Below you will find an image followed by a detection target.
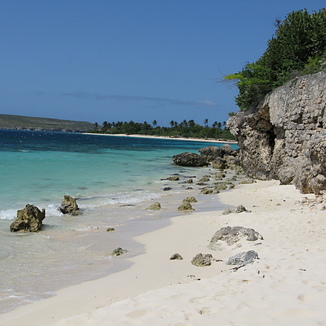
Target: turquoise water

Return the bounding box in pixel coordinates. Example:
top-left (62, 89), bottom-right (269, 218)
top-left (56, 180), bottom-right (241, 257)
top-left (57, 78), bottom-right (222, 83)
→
top-left (0, 130), bottom-right (236, 219)
top-left (0, 129), bottom-right (237, 313)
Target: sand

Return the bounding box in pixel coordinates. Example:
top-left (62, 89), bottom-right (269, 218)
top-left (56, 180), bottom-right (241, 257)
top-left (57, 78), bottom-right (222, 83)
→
top-left (83, 133), bottom-right (238, 144)
top-left (1, 180), bottom-right (326, 326)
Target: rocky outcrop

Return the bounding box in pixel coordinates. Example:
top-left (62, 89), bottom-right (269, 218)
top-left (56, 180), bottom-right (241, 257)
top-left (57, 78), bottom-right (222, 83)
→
top-left (59, 195), bottom-right (80, 215)
top-left (227, 71), bottom-right (326, 194)
top-left (172, 152), bottom-right (208, 167)
top-left (10, 204), bottom-right (46, 232)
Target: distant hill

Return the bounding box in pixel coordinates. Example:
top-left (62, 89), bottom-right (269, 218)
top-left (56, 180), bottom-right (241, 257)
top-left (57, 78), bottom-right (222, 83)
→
top-left (0, 114), bottom-right (95, 132)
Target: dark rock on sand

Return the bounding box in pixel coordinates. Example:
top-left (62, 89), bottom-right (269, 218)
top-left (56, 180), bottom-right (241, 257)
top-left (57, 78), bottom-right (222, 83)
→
top-left (59, 195), bottom-right (80, 215)
top-left (170, 253), bottom-right (183, 260)
top-left (191, 253), bottom-right (213, 267)
top-left (10, 204), bottom-right (46, 232)
top-left (172, 152), bottom-right (208, 167)
top-left (183, 196), bottom-right (197, 203)
top-left (208, 226), bottom-right (263, 249)
top-left (147, 202), bottom-right (161, 210)
top-left (178, 201), bottom-right (194, 212)
top-left (163, 187), bottom-right (172, 191)
top-left (106, 228), bottom-right (115, 232)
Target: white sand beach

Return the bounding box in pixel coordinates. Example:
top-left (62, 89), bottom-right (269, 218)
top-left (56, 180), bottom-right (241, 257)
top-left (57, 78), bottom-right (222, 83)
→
top-left (83, 133), bottom-right (238, 145)
top-left (1, 180), bottom-right (325, 326)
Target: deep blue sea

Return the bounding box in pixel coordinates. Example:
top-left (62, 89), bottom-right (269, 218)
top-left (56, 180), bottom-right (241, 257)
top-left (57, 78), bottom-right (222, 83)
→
top-left (0, 129), bottom-right (237, 313)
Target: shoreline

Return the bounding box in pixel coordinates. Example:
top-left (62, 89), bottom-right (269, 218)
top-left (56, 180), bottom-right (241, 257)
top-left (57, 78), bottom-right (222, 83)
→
top-left (83, 132), bottom-right (238, 145)
top-left (1, 178), bottom-right (325, 325)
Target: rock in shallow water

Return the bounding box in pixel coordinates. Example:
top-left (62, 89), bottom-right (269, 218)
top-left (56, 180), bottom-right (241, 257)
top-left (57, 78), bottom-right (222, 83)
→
top-left (10, 204), bottom-right (46, 232)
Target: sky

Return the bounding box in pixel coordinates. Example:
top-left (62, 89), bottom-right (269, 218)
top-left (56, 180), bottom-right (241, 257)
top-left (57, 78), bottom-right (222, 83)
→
top-left (1, 1), bottom-right (325, 126)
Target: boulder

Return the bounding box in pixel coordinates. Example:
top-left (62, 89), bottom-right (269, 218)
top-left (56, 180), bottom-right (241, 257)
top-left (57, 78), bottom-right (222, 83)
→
top-left (191, 253), bottom-right (213, 267)
top-left (227, 250), bottom-right (259, 266)
top-left (178, 201), bottom-right (194, 212)
top-left (183, 196), bottom-right (197, 203)
top-left (208, 226), bottom-right (263, 249)
top-left (10, 204), bottom-right (46, 232)
top-left (211, 158), bottom-right (227, 170)
top-left (59, 195), bottom-right (80, 215)
top-left (199, 146), bottom-right (223, 161)
top-left (172, 152), bottom-right (208, 167)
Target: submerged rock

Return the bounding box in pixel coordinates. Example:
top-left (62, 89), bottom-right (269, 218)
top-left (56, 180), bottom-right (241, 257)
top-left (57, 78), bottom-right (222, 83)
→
top-left (147, 202), bottom-right (161, 210)
top-left (110, 247), bottom-right (127, 256)
top-left (10, 204), bottom-right (46, 232)
top-left (59, 195), bottom-right (80, 215)
top-left (208, 226), bottom-right (263, 249)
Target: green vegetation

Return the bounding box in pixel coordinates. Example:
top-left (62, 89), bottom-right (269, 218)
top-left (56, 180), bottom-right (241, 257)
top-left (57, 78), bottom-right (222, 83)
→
top-left (0, 114), bottom-right (95, 132)
top-left (225, 8), bottom-right (326, 110)
top-left (90, 119), bottom-right (235, 140)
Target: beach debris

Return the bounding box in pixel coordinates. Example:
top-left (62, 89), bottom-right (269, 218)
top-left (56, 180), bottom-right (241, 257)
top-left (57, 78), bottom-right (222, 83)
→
top-left (106, 228), bottom-right (115, 232)
top-left (170, 253), bottom-right (183, 260)
top-left (10, 204), bottom-right (46, 232)
top-left (222, 205), bottom-right (249, 215)
top-left (59, 195), bottom-right (80, 215)
top-left (183, 196), bottom-right (197, 203)
top-left (208, 226), bottom-right (263, 250)
top-left (178, 201), bottom-right (194, 212)
top-left (147, 202), bottom-right (161, 210)
top-left (191, 253), bottom-right (213, 267)
top-left (172, 152), bottom-right (208, 167)
top-left (110, 247), bottom-right (127, 256)
top-left (227, 250), bottom-right (259, 270)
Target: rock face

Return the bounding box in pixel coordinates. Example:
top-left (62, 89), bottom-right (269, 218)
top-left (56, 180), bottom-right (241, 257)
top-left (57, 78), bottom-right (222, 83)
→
top-left (227, 71), bottom-right (326, 194)
top-left (59, 195), bottom-right (80, 215)
top-left (172, 152), bottom-right (208, 167)
top-left (10, 204), bottom-right (46, 232)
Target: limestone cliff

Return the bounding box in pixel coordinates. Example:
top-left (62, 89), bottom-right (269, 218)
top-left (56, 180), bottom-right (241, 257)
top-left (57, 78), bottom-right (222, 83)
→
top-left (227, 71), bottom-right (326, 194)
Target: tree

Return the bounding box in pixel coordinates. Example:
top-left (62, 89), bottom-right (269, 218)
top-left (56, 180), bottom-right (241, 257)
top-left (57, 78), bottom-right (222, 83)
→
top-left (152, 120), bottom-right (157, 127)
top-left (225, 8), bottom-right (326, 110)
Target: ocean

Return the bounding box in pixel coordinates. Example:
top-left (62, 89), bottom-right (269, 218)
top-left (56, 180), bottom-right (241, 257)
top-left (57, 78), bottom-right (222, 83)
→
top-left (0, 129), bottom-right (237, 313)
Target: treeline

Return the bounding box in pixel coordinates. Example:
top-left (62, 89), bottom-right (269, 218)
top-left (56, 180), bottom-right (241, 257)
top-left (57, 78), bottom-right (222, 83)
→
top-left (90, 119), bottom-right (235, 140)
top-left (225, 8), bottom-right (326, 110)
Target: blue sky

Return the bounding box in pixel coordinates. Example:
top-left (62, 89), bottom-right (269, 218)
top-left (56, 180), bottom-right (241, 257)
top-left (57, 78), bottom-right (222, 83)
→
top-left (1, 1), bottom-right (325, 126)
